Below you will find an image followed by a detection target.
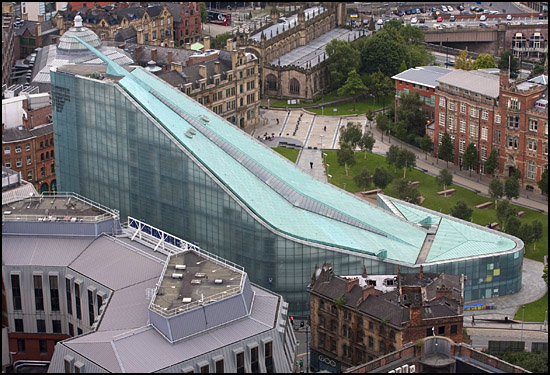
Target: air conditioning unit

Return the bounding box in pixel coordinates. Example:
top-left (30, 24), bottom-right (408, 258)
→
top-left (182, 297), bottom-right (192, 303)
top-left (171, 273), bottom-right (183, 279)
top-left (214, 279), bottom-right (223, 284)
top-left (175, 264), bottom-right (186, 270)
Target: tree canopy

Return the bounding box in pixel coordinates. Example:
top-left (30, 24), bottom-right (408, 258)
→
top-left (436, 169), bottom-right (453, 190)
top-left (354, 168), bottom-right (372, 190)
top-left (337, 142), bottom-right (356, 169)
top-left (450, 201), bottom-right (473, 221)
top-left (472, 53), bottom-right (497, 70)
top-left (395, 91), bottom-right (426, 144)
top-left (386, 145), bottom-right (400, 168)
top-left (376, 112), bottom-right (390, 142)
top-left (484, 149), bottom-right (499, 177)
top-left (339, 122), bottom-right (362, 149)
top-left (504, 176), bottom-right (520, 200)
top-left (438, 133), bottom-right (454, 167)
top-left (496, 200), bottom-right (516, 231)
top-left (394, 179), bottom-right (421, 204)
top-left (419, 135), bottom-right (433, 159)
top-left (373, 167), bottom-right (393, 189)
top-left (326, 39), bottom-right (361, 91)
top-left (498, 51), bottom-right (520, 79)
top-left (359, 131), bottom-right (375, 158)
top-left (200, 2), bottom-right (207, 23)
top-left (396, 149), bottom-right (416, 179)
top-left (463, 143), bottom-right (478, 176)
top-left (538, 169), bottom-right (548, 195)
top-left (338, 69), bottom-right (368, 110)
top-left (454, 50), bottom-right (474, 71)
top-left (489, 178), bottom-right (504, 208)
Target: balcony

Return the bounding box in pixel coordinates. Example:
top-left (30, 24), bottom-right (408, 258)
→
top-left (512, 46), bottom-right (547, 53)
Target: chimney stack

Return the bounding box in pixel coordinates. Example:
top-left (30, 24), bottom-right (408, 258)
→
top-left (226, 38), bottom-right (234, 51)
top-left (167, 51), bottom-right (173, 65)
top-left (499, 70), bottom-right (510, 89)
top-left (345, 278), bottom-right (359, 293)
top-left (214, 61), bottom-right (220, 75)
top-left (362, 265), bottom-right (367, 279)
top-left (419, 265), bottom-right (423, 281)
top-left (204, 35), bottom-right (211, 50)
top-left (151, 48), bottom-right (157, 62)
top-left (199, 65), bottom-right (207, 79)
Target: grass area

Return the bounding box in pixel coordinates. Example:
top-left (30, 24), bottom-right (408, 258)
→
top-left (270, 91), bottom-right (342, 108)
top-left (307, 95), bottom-right (394, 116)
top-left (272, 147), bottom-right (300, 163)
top-left (513, 293), bottom-right (548, 322)
top-left (324, 150), bottom-right (548, 262)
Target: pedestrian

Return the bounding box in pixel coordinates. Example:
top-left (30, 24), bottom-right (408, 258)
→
top-left (276, 118), bottom-right (279, 125)
top-left (310, 162), bottom-right (313, 169)
top-left (323, 125), bottom-right (326, 131)
top-left (472, 314), bottom-right (475, 326)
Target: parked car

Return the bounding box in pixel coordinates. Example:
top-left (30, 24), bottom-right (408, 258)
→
top-left (419, 17), bottom-right (425, 23)
top-left (480, 15), bottom-right (487, 21)
top-left (457, 5), bottom-right (464, 11)
top-left (483, 9), bottom-right (490, 14)
top-left (479, 22), bottom-right (490, 27)
top-left (419, 25), bottom-right (429, 29)
top-left (450, 15), bottom-right (456, 21)
top-left (506, 14), bottom-right (512, 20)
top-left (447, 5), bottom-right (454, 12)
top-left (433, 24), bottom-right (442, 29)
top-left (475, 7), bottom-right (484, 13)
top-left (456, 24), bottom-right (466, 28)
top-left (377, 18), bottom-right (384, 25)
top-left (470, 6), bottom-right (477, 11)
top-left (441, 5), bottom-right (448, 12)
top-left (411, 17), bottom-right (418, 24)
top-left (539, 13), bottom-right (544, 19)
top-left (437, 16), bottom-right (443, 22)
top-left (490, 10), bottom-right (499, 15)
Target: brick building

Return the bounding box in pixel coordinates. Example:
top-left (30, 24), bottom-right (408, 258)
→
top-left (165, 2), bottom-right (202, 47)
top-left (498, 72), bottom-right (548, 191)
top-left (308, 263), bottom-right (464, 373)
top-left (2, 94), bottom-right (56, 193)
top-left (2, 13), bottom-right (16, 87)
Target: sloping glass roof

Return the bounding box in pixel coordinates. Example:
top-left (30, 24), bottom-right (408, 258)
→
top-left (393, 201), bottom-right (441, 226)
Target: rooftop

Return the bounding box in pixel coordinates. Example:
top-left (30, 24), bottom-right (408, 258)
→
top-left (436, 69), bottom-right (500, 98)
top-left (392, 66), bottom-right (452, 89)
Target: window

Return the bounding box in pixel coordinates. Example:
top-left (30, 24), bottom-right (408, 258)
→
top-left (368, 336), bottom-right (374, 348)
top-left (508, 116), bottom-right (520, 128)
top-left (34, 274), bottom-right (44, 311)
top-left (357, 330), bottom-right (364, 344)
top-left (448, 116), bottom-right (455, 132)
top-left (544, 143), bottom-right (548, 156)
top-left (68, 323), bottom-right (74, 337)
top-left (39, 340), bottom-right (48, 354)
top-left (460, 119), bottom-right (466, 134)
top-left (265, 341), bottom-right (273, 373)
top-left (482, 110), bottom-right (488, 121)
top-left (17, 339), bottom-right (26, 353)
top-left (439, 112), bottom-right (445, 127)
top-left (469, 123), bottom-right (478, 138)
top-left (527, 160), bottom-right (537, 180)
top-left (459, 139), bottom-right (466, 154)
top-left (495, 113), bottom-right (501, 124)
top-left (236, 351), bottom-right (245, 373)
top-left (88, 290), bottom-right (95, 326)
top-left (16, 158), bottom-right (22, 167)
top-left (460, 102), bottom-right (467, 114)
top-left (251, 346), bottom-right (259, 373)
top-left (5, 159), bottom-right (10, 168)
top-left (448, 101), bottom-right (456, 111)
top-left (528, 138), bottom-right (537, 152)
top-left (11, 274), bottom-right (22, 310)
top-left (50, 275), bottom-right (60, 311)
top-left (481, 126), bottom-right (488, 141)
top-left (369, 321), bottom-right (374, 330)
top-left (439, 97), bottom-right (446, 107)
top-left (481, 145), bottom-right (487, 160)
top-left (319, 315), bottom-right (325, 327)
top-left (51, 163), bottom-right (55, 174)
top-left (379, 340), bottom-right (385, 354)
top-left (438, 326), bottom-right (445, 335)
top-left (215, 358), bottom-right (225, 373)
top-left (15, 319), bottom-right (24, 332)
top-left (199, 363), bottom-right (209, 373)
top-left (64, 359), bottom-right (71, 373)
top-left (470, 107), bottom-right (478, 118)
top-left (77, 328), bottom-right (83, 335)
top-left (75, 283), bottom-right (82, 320)
top-left (26, 155), bottom-right (32, 165)
top-left (390, 330), bottom-right (396, 341)
top-left (53, 320), bottom-right (62, 333)
top-left (451, 325), bottom-right (458, 334)
top-left (494, 129), bottom-right (501, 144)
top-left (319, 332), bottom-right (326, 348)
top-left (509, 98), bottom-right (520, 110)
top-left (289, 78), bottom-right (300, 94)
top-left (37, 319), bottom-right (46, 333)
top-left (529, 119), bottom-right (538, 132)
top-left (330, 338), bottom-right (337, 353)
top-left (97, 294), bottom-right (103, 316)
top-left (15, 145), bottom-right (22, 153)
top-left (66, 278), bottom-right (72, 315)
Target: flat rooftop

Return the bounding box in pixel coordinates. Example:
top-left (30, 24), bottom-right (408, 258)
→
top-left (2, 193), bottom-right (117, 222)
top-left (56, 63), bottom-right (135, 82)
top-left (153, 251), bottom-right (242, 313)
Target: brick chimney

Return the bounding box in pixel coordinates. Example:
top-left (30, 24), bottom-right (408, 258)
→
top-left (409, 305), bottom-right (422, 325)
top-left (2, 123), bottom-right (5, 136)
top-left (134, 46), bottom-right (143, 61)
top-left (38, 14), bottom-right (45, 23)
top-left (435, 286), bottom-right (453, 301)
top-left (203, 35), bottom-right (210, 50)
top-left (357, 284), bottom-right (379, 306)
top-left (151, 48), bottom-right (158, 63)
top-left (345, 278), bottom-right (359, 293)
top-left (198, 65), bottom-right (207, 79)
top-left (419, 265), bottom-right (423, 281)
top-left (499, 70), bottom-right (510, 89)
top-left (214, 61), bottom-right (220, 75)
top-left (226, 38), bottom-right (234, 51)
top-left (167, 51), bottom-right (173, 65)
top-left (362, 265), bottom-right (367, 278)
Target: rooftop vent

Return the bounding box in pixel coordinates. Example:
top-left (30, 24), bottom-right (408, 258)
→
top-left (214, 279), bottom-right (223, 284)
top-left (191, 279), bottom-right (201, 285)
top-left (194, 272), bottom-right (206, 278)
top-left (182, 297), bottom-right (192, 303)
top-left (171, 273), bottom-right (183, 279)
top-left (175, 264), bottom-right (187, 270)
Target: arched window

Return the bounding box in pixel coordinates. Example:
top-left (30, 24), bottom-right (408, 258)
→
top-left (526, 160), bottom-right (537, 180)
top-left (266, 74), bottom-right (277, 91)
top-left (289, 78), bottom-right (300, 94)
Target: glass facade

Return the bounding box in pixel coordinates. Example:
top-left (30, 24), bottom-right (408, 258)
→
top-left (52, 69), bottom-right (523, 316)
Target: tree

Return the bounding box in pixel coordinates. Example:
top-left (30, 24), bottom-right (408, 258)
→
top-left (396, 149), bottom-right (416, 179)
top-left (386, 145), bottom-right (400, 168)
top-left (450, 201), bottom-right (473, 221)
top-left (419, 135), bottom-right (433, 160)
top-left (472, 53), bottom-right (497, 70)
top-left (484, 350), bottom-right (548, 374)
top-left (326, 40), bottom-right (361, 91)
top-left (436, 169), bottom-right (453, 192)
top-left (376, 112), bottom-right (389, 142)
top-left (395, 179), bottom-right (421, 204)
top-left (337, 142), bottom-right (356, 175)
top-left (395, 91), bottom-right (426, 142)
top-left (498, 51), bottom-right (520, 79)
top-left (505, 216), bottom-right (522, 237)
top-left (339, 122), bottom-right (362, 149)
top-left (538, 169), bottom-right (548, 195)
top-left (463, 143), bottom-right (478, 177)
top-left (354, 168), bottom-right (372, 190)
top-left (530, 220), bottom-right (543, 251)
top-left (371, 70), bottom-right (394, 111)
top-left (211, 32), bottom-right (231, 49)
top-left (359, 131), bottom-right (375, 159)
top-left (200, 2), bottom-right (208, 24)
top-left (366, 108), bottom-right (375, 124)
top-left (543, 263), bottom-right (548, 288)
top-left (438, 133), bottom-right (454, 167)
top-left (504, 176), bottom-right (520, 200)
top-left (361, 30), bottom-right (408, 77)
top-left (496, 200), bottom-right (517, 231)
top-left (338, 69), bottom-right (368, 111)
top-left (399, 59), bottom-right (407, 73)
top-left (489, 178), bottom-right (504, 209)
top-left (373, 167), bottom-right (393, 189)
top-left (454, 50), bottom-right (474, 71)
top-left (484, 149), bottom-right (499, 177)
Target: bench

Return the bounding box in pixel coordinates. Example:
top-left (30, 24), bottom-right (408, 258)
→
top-left (418, 196), bottom-right (425, 204)
top-left (409, 181), bottom-right (420, 187)
top-left (517, 211), bottom-right (525, 217)
top-left (475, 201), bottom-right (492, 209)
top-left (437, 188), bottom-right (456, 197)
top-left (361, 189), bottom-right (381, 196)
top-left (488, 222), bottom-right (500, 230)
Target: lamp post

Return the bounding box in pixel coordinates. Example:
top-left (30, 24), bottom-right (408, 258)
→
top-left (306, 323), bottom-right (309, 374)
top-left (520, 305), bottom-right (525, 344)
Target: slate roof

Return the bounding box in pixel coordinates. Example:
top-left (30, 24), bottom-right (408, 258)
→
top-left (114, 26), bottom-right (137, 43)
top-left (392, 66), bottom-right (452, 89)
top-left (2, 125), bottom-right (33, 142)
top-left (163, 2), bottom-right (182, 23)
top-left (436, 69), bottom-right (500, 98)
top-left (103, 41), bottom-right (196, 66)
top-left (173, 51), bottom-right (233, 83)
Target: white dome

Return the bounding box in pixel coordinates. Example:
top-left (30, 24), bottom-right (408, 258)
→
top-left (57, 16), bottom-right (102, 51)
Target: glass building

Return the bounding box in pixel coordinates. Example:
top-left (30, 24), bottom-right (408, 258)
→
top-left (51, 37), bottom-right (524, 316)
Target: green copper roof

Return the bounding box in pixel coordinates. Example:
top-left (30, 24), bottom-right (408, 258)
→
top-left (392, 201), bottom-right (441, 226)
top-left (67, 40), bottom-right (522, 266)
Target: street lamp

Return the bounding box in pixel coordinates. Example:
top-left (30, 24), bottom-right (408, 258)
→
top-left (520, 305), bottom-right (525, 344)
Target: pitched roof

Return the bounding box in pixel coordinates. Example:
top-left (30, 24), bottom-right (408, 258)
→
top-left (392, 66), bottom-right (452, 88)
top-left (436, 69), bottom-right (500, 98)
top-left (163, 2), bottom-right (182, 23)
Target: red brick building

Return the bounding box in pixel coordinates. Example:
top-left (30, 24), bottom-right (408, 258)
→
top-left (2, 96), bottom-right (56, 193)
top-left (308, 263), bottom-right (464, 373)
top-left (166, 2), bottom-right (202, 47)
top-left (498, 73), bottom-right (548, 192)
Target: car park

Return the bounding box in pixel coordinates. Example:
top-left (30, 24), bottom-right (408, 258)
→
top-left (506, 14), bottom-right (512, 20)
top-left (480, 15), bottom-right (487, 21)
top-left (450, 15), bottom-right (456, 21)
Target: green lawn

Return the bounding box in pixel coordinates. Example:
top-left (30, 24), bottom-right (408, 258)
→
top-left (272, 147), bottom-right (300, 163)
top-left (307, 95), bottom-right (394, 116)
top-left (324, 151), bottom-right (548, 262)
top-left (513, 293), bottom-right (548, 322)
top-left (269, 91), bottom-right (342, 108)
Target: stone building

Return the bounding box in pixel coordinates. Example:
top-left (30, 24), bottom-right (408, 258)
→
top-left (236, 3), bottom-right (358, 102)
top-left (54, 3), bottom-right (174, 46)
top-left (308, 264), bottom-right (464, 373)
top-left (498, 72), bottom-right (548, 191)
top-left (159, 38), bottom-right (260, 129)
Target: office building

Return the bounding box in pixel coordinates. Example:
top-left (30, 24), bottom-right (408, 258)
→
top-left (52, 37), bottom-right (524, 316)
